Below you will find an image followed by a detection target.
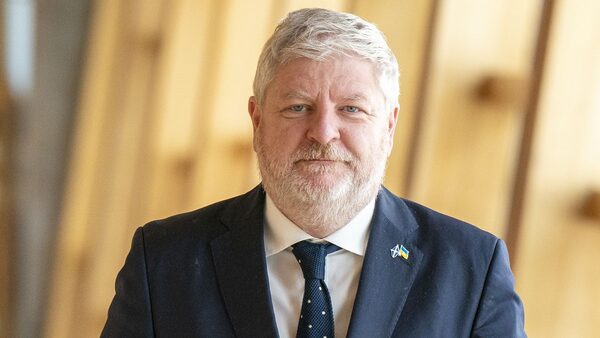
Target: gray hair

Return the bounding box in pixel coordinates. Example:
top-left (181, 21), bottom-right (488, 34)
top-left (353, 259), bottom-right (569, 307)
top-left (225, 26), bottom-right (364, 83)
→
top-left (253, 8), bottom-right (400, 111)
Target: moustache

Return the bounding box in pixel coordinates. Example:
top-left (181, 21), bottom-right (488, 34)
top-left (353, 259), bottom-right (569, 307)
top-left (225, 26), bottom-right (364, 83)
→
top-left (292, 143), bottom-right (353, 163)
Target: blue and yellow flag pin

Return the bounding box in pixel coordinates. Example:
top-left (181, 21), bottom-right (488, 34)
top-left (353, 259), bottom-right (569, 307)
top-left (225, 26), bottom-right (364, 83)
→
top-left (391, 244), bottom-right (410, 260)
top-left (400, 245), bottom-right (409, 260)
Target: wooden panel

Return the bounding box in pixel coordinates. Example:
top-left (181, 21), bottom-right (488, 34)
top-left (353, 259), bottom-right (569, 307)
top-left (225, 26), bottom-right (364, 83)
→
top-left (146, 0), bottom-right (223, 219)
top-left (285, 0), bottom-right (347, 11)
top-left (0, 3), bottom-right (14, 335)
top-left (352, 0), bottom-right (435, 195)
top-left (515, 0), bottom-right (600, 336)
top-left (44, 0), bottom-right (168, 336)
top-left (190, 0), bottom-right (349, 207)
top-left (78, 1), bottom-right (167, 335)
top-left (0, 94), bottom-right (12, 338)
top-left (409, 0), bottom-right (542, 237)
top-left (189, 0), bottom-right (272, 206)
top-left (44, 1), bottom-right (125, 336)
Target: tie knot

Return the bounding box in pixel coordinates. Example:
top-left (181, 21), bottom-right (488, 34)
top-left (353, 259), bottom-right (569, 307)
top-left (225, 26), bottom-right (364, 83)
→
top-left (292, 241), bottom-right (338, 280)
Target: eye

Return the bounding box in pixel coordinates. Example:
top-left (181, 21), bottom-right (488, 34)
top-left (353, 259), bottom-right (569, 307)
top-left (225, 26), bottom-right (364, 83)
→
top-left (289, 104), bottom-right (306, 112)
top-left (344, 106), bottom-right (360, 113)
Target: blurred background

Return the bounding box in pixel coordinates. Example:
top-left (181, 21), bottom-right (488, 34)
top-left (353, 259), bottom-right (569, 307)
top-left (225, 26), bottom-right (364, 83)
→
top-left (1, 0), bottom-right (599, 337)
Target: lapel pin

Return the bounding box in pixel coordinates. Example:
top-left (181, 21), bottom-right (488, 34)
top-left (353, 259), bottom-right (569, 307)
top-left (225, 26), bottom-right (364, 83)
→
top-left (400, 245), bottom-right (410, 260)
top-left (390, 244), bottom-right (410, 260)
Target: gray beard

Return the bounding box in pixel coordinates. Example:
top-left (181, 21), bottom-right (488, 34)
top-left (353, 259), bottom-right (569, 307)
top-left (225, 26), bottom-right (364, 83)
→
top-left (256, 140), bottom-right (388, 237)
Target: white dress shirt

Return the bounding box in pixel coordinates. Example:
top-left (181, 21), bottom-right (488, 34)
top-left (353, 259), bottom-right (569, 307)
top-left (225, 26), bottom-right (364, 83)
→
top-left (264, 194), bottom-right (376, 338)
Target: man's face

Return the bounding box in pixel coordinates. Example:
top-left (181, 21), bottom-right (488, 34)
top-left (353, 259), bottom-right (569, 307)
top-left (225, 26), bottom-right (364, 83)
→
top-left (249, 57), bottom-right (398, 207)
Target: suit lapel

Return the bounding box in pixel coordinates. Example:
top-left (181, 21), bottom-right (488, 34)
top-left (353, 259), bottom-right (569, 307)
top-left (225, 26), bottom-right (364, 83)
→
top-left (210, 186), bottom-right (279, 338)
top-left (347, 189), bottom-right (423, 338)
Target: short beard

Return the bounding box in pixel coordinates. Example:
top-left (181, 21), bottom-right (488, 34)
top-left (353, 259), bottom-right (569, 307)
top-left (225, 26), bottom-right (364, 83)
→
top-left (255, 133), bottom-right (388, 237)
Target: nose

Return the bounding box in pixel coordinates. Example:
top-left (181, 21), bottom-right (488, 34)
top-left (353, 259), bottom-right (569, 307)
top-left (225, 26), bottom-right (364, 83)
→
top-left (306, 104), bottom-right (340, 145)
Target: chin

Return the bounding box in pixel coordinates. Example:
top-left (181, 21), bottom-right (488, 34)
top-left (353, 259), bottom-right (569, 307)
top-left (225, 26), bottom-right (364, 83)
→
top-left (296, 169), bottom-right (351, 191)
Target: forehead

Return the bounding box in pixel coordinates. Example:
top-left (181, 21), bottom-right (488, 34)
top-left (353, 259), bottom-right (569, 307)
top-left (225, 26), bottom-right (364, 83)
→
top-left (265, 57), bottom-right (383, 102)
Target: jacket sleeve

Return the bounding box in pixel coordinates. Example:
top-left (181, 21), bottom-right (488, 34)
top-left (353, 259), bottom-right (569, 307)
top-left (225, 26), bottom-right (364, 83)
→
top-left (471, 239), bottom-right (527, 338)
top-left (101, 227), bottom-right (154, 337)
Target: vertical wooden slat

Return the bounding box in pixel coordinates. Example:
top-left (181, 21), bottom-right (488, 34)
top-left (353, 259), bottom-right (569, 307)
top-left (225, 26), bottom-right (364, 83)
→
top-left (0, 3), bottom-right (15, 335)
top-left (408, 0), bottom-right (543, 237)
top-left (190, 0), bottom-right (274, 206)
top-left (401, 0), bottom-right (440, 196)
top-left (515, 0), bottom-right (600, 335)
top-left (44, 1), bottom-right (126, 337)
top-left (148, 0), bottom-right (230, 218)
top-left (0, 92), bottom-right (13, 338)
top-left (505, 0), bottom-right (555, 262)
top-left (44, 0), bottom-right (169, 336)
top-left (77, 1), bottom-right (168, 336)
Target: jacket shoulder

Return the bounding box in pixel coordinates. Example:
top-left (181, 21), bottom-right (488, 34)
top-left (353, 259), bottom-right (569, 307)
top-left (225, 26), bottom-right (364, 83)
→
top-left (139, 185), bottom-right (265, 248)
top-left (378, 188), bottom-right (501, 261)
top-left (399, 196), bottom-right (499, 246)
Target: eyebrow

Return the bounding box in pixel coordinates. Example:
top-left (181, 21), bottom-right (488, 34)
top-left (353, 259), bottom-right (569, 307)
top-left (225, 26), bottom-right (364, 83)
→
top-left (341, 93), bottom-right (369, 102)
top-left (283, 91), bottom-right (312, 101)
top-left (283, 92), bottom-right (370, 102)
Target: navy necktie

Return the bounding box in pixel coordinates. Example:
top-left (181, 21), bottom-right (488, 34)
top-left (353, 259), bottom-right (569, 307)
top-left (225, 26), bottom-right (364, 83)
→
top-left (292, 241), bottom-right (340, 338)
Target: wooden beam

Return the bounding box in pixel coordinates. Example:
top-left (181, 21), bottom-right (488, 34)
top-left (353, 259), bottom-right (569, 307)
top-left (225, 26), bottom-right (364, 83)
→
top-left (506, 0), bottom-right (556, 262)
top-left (513, 0), bottom-right (600, 334)
top-left (406, 0), bottom-right (543, 238)
top-left (44, 1), bottom-right (128, 336)
top-left (0, 4), bottom-right (15, 334)
top-left (402, 0), bottom-right (440, 196)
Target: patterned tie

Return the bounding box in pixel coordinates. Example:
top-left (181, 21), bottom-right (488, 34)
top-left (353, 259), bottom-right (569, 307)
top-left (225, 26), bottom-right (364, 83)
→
top-left (292, 241), bottom-right (340, 338)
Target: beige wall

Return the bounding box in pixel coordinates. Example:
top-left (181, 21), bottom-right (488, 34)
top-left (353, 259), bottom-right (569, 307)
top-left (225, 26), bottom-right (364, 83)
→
top-left (42, 0), bottom-right (600, 337)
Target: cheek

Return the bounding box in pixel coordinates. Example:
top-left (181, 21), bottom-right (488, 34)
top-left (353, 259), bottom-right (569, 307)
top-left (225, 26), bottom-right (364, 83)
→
top-left (342, 127), bottom-right (382, 154)
top-left (342, 126), bottom-right (387, 158)
top-left (259, 121), bottom-right (305, 155)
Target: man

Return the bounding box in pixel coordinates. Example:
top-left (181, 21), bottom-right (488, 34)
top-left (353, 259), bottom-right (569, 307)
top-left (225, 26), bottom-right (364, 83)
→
top-left (102, 8), bottom-right (526, 338)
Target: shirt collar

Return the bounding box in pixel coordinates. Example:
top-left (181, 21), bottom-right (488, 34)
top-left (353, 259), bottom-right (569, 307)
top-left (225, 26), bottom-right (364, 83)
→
top-left (264, 194), bottom-right (375, 257)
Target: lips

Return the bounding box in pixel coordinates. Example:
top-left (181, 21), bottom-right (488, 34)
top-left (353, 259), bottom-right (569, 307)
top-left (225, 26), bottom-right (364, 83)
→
top-left (296, 158), bottom-right (340, 164)
top-left (301, 158), bottom-right (335, 161)
top-left (294, 159), bottom-right (352, 171)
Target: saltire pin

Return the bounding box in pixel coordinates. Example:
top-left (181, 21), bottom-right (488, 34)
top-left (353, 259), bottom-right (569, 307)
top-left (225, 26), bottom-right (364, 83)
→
top-left (390, 244), bottom-right (410, 260)
top-left (390, 244), bottom-right (401, 258)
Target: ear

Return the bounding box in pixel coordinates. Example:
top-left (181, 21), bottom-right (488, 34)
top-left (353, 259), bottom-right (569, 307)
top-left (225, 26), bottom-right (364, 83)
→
top-left (386, 105), bottom-right (400, 156)
top-left (248, 96), bottom-right (261, 131)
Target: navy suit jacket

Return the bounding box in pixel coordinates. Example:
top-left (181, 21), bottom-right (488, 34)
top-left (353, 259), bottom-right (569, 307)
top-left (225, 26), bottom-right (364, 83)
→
top-left (102, 185), bottom-right (526, 337)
